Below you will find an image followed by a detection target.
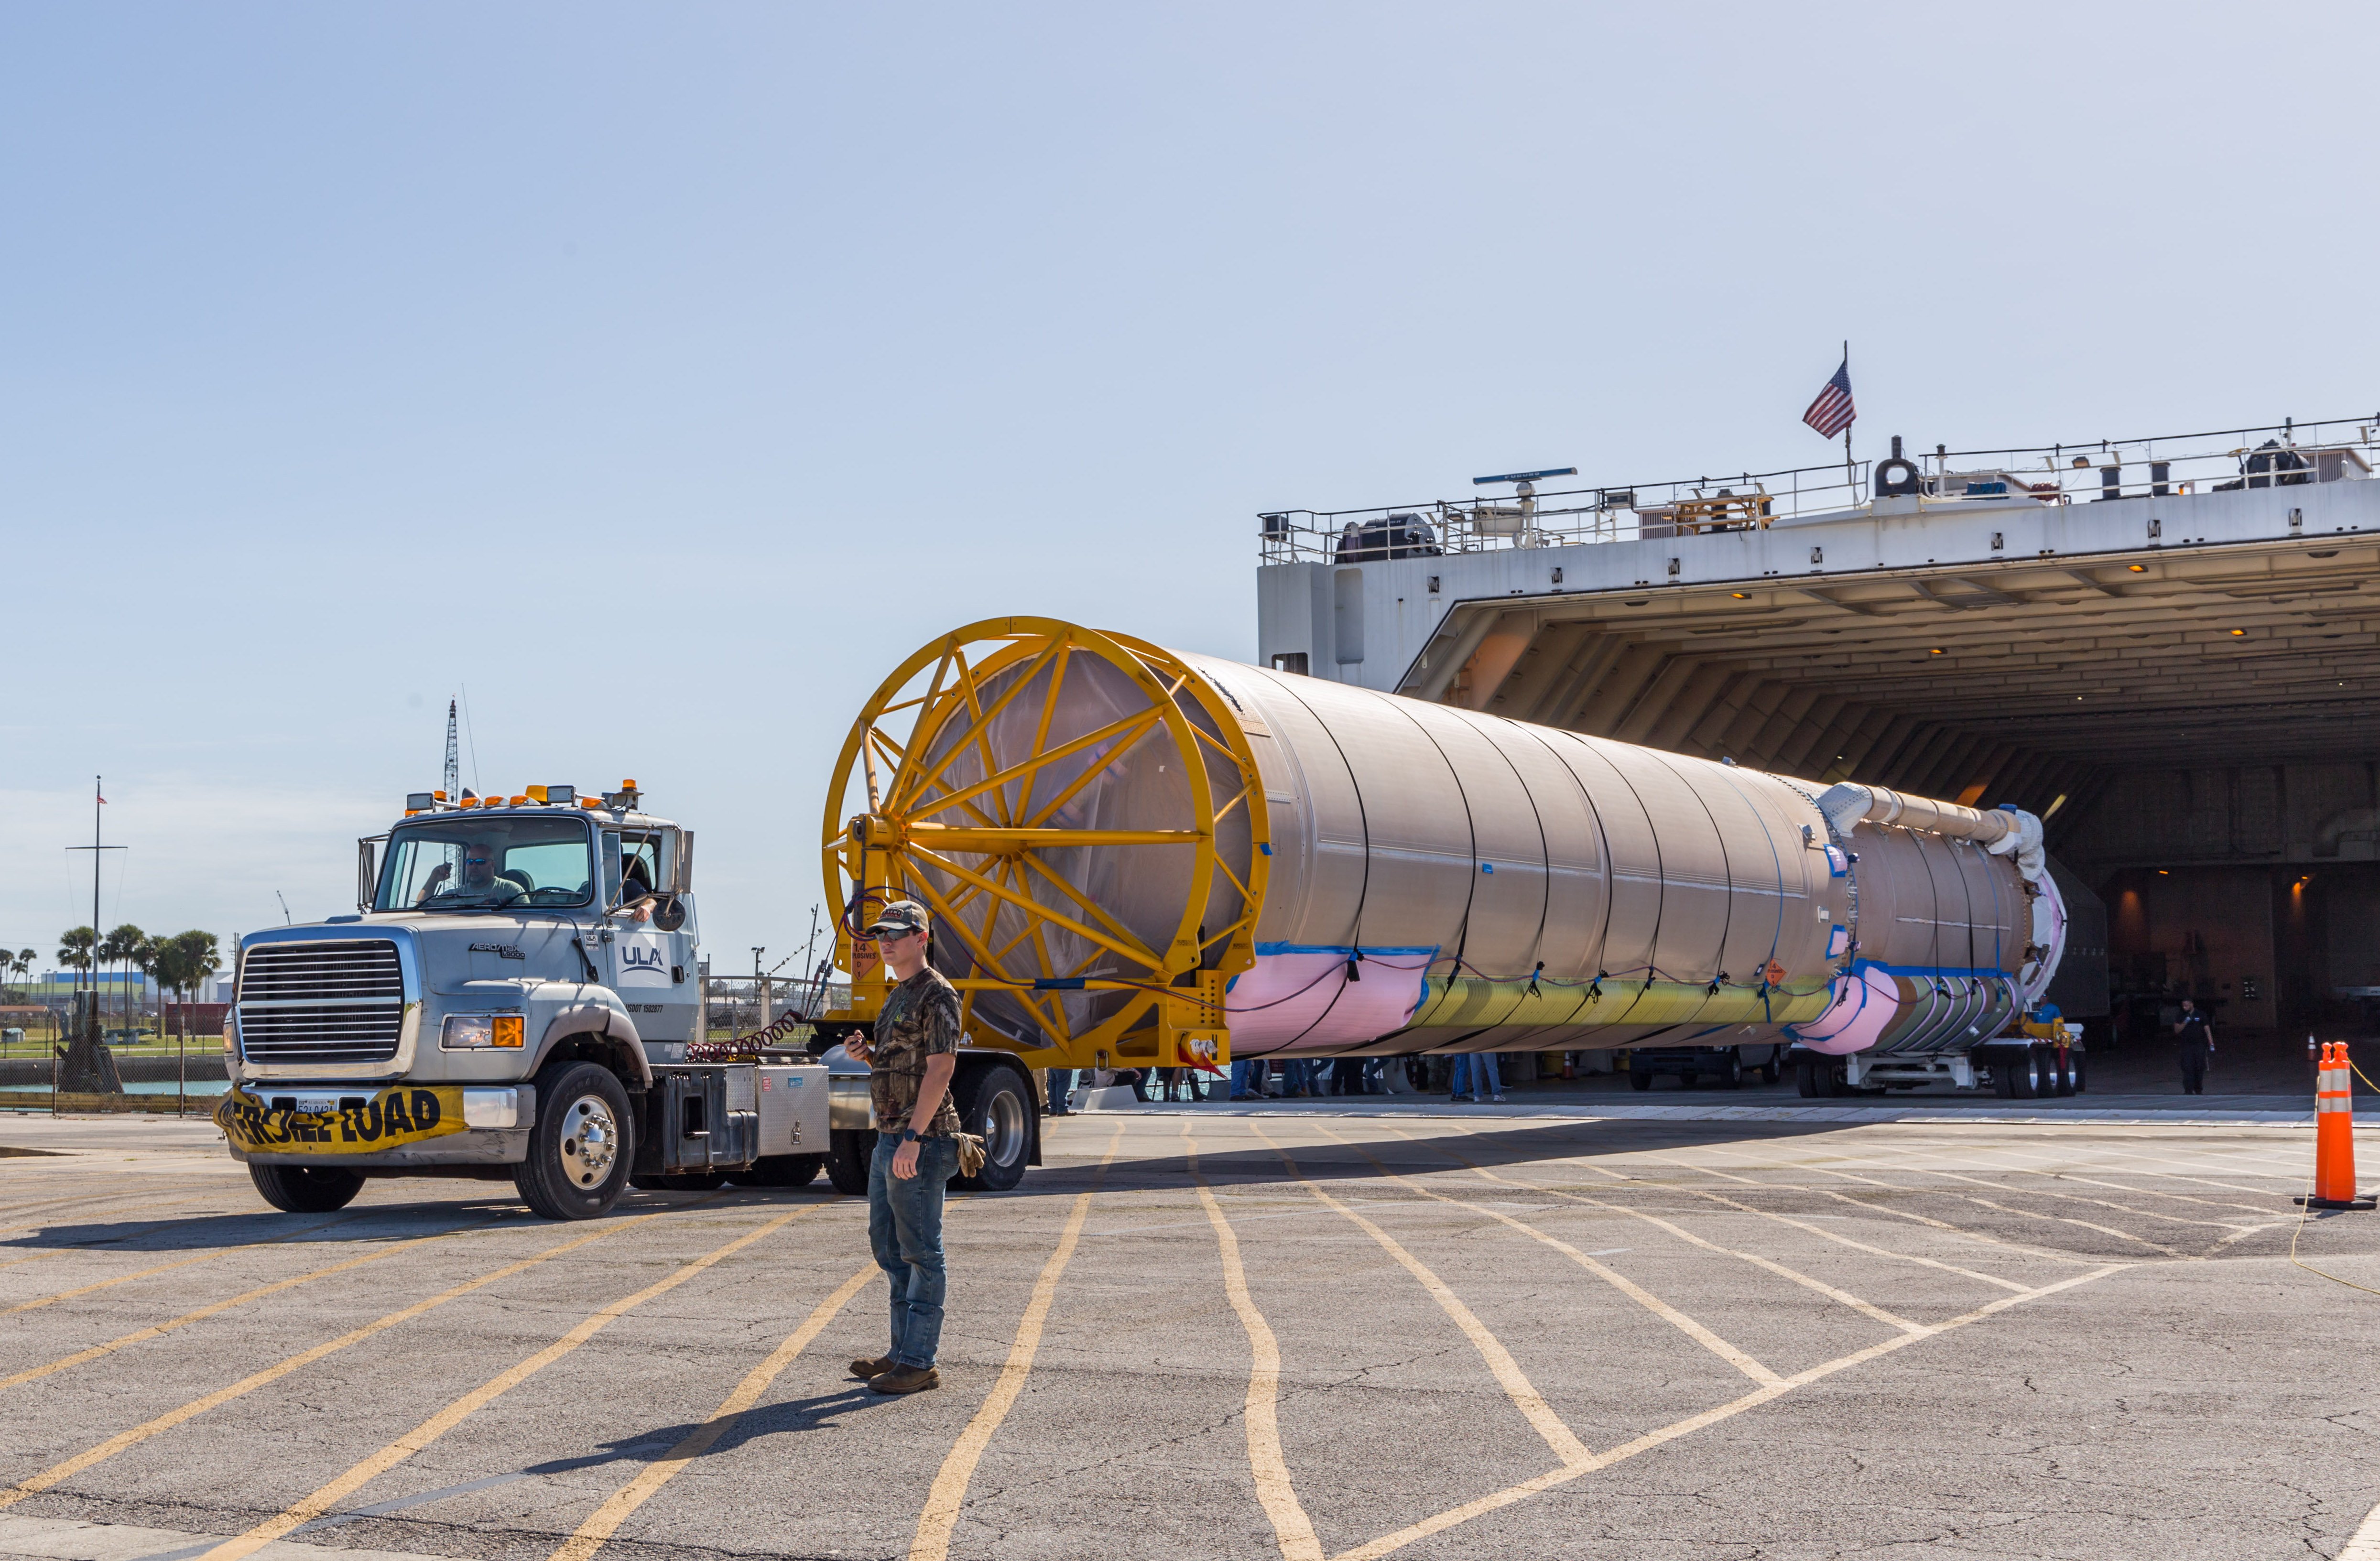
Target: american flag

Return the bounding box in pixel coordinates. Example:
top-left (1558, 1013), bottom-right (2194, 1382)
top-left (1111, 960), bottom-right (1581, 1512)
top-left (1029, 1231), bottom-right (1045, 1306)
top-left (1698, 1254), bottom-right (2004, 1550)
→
top-left (1802, 357), bottom-right (1856, 439)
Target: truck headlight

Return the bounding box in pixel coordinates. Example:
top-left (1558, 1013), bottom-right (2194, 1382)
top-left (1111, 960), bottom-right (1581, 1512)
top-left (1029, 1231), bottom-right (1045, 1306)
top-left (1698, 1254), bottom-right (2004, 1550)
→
top-left (441, 1013), bottom-right (525, 1050)
top-left (222, 1012), bottom-right (237, 1056)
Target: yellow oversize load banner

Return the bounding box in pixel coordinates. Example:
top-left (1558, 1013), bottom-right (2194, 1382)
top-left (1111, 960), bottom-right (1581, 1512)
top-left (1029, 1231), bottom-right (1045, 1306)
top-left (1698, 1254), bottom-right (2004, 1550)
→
top-left (216, 1084), bottom-right (469, 1156)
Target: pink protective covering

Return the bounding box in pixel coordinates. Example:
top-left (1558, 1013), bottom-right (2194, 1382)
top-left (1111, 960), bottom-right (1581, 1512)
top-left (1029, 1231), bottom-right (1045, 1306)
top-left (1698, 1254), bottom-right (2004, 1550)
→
top-left (1790, 966), bottom-right (1903, 1056)
top-left (1226, 950), bottom-right (1433, 1054)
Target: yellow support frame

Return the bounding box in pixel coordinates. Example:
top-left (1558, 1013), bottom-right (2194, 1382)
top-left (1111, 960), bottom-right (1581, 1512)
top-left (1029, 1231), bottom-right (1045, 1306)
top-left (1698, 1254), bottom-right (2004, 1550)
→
top-left (819, 619), bottom-right (1267, 1071)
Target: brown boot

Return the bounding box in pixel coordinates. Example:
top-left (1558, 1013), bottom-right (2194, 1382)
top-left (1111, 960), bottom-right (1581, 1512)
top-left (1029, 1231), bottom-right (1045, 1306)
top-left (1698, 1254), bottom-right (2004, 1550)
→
top-left (849, 1355), bottom-right (895, 1379)
top-left (867, 1364), bottom-right (940, 1395)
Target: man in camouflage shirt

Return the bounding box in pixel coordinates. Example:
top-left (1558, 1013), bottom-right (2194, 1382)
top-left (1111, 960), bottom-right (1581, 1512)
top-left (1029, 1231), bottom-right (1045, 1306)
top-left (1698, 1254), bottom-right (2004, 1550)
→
top-left (842, 900), bottom-right (963, 1395)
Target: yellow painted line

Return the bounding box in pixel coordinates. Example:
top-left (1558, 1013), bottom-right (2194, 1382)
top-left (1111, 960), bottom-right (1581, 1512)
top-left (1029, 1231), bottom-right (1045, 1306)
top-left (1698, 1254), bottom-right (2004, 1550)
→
top-left (1316, 1127), bottom-right (1781, 1388)
top-left (1505, 1144), bottom-right (2038, 1293)
top-left (0, 1210), bottom-right (373, 1316)
top-left (1716, 1147), bottom-right (2185, 1257)
top-left (1970, 1142), bottom-right (2284, 1199)
top-left (1184, 1122), bottom-right (1322, 1561)
top-left (1820, 1152), bottom-right (2253, 1231)
top-left (1328, 1263), bottom-right (2131, 1561)
top-left (1661, 1183), bottom-right (2031, 1293)
top-left (547, 1260), bottom-right (877, 1561)
top-left (192, 1208), bottom-right (810, 1561)
top-left (910, 1123), bottom-right (1124, 1561)
top-left (0, 1216), bottom-right (497, 1393)
top-left (1617, 1141), bottom-right (2097, 1266)
top-left (1424, 1137), bottom-right (1930, 1334)
top-left (1971, 1146), bottom-right (2281, 1210)
top-left (0, 1215), bottom-right (642, 1509)
top-left (1248, 1123), bottom-right (1591, 1467)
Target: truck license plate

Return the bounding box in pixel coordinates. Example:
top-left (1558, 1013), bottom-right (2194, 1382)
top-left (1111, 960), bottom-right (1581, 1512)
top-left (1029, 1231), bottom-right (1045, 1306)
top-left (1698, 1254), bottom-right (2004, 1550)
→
top-left (217, 1084), bottom-right (469, 1156)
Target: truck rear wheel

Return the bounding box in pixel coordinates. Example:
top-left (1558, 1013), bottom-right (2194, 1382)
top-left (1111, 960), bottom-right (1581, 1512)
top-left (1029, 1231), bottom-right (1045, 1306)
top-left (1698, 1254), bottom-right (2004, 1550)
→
top-left (513, 1062), bottom-right (632, 1220)
top-left (952, 1064), bottom-right (1033, 1192)
top-left (826, 1128), bottom-right (875, 1194)
top-left (249, 1163), bottom-right (364, 1214)
top-left (731, 1155), bottom-right (825, 1189)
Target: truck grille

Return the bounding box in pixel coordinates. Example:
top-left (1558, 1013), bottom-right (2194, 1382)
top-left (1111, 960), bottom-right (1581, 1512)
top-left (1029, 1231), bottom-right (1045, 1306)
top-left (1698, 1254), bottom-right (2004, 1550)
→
top-left (238, 942), bottom-right (408, 1065)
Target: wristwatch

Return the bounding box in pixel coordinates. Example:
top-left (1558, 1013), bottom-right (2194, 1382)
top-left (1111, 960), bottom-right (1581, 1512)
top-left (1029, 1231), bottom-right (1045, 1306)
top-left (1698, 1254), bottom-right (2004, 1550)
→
top-left (900, 1127), bottom-right (920, 1143)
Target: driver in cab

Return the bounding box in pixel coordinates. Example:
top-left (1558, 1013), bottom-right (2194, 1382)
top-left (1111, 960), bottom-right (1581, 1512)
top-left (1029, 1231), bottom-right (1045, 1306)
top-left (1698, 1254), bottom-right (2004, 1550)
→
top-left (417, 842), bottom-right (511, 905)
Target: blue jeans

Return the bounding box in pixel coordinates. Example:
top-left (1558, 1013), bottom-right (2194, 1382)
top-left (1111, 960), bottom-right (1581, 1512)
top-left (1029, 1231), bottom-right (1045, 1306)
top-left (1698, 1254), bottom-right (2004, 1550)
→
top-left (1046, 1069), bottom-right (1074, 1111)
top-left (868, 1135), bottom-right (958, 1370)
top-left (1230, 1059), bottom-right (1258, 1098)
top-left (1452, 1053), bottom-right (1504, 1098)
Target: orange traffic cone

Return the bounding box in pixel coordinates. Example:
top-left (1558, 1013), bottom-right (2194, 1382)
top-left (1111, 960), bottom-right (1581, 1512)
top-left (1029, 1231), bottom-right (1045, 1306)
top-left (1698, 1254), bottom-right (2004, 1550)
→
top-left (2297, 1042), bottom-right (2376, 1212)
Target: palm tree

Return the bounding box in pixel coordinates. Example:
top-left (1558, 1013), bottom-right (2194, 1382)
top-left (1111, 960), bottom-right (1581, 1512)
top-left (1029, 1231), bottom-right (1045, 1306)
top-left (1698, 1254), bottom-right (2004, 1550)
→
top-left (57, 927), bottom-right (96, 986)
top-left (101, 924), bottom-right (146, 1033)
top-left (173, 931), bottom-right (222, 1003)
top-left (157, 932), bottom-right (222, 1047)
top-left (134, 936), bottom-right (167, 1048)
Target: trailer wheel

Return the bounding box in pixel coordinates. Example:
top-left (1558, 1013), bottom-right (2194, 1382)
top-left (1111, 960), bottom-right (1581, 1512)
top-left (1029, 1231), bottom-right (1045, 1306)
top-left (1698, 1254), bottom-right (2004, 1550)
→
top-left (732, 1155), bottom-right (825, 1189)
top-left (2010, 1045), bottom-right (2045, 1100)
top-left (1759, 1052), bottom-right (1782, 1086)
top-left (826, 1128), bottom-right (875, 1195)
top-left (249, 1163), bottom-right (364, 1214)
top-left (952, 1065), bottom-right (1032, 1192)
top-left (1993, 1056), bottom-right (2018, 1097)
top-left (2069, 1050), bottom-right (2087, 1095)
top-left (1795, 1055), bottom-right (1821, 1097)
top-left (1721, 1051), bottom-right (1744, 1089)
top-left (2054, 1048), bottom-right (2077, 1097)
top-left (1629, 1070), bottom-right (1653, 1091)
top-left (513, 1062), bottom-right (632, 1220)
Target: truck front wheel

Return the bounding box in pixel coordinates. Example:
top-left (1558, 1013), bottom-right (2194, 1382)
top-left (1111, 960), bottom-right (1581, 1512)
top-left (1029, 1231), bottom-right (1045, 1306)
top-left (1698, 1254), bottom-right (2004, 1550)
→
top-left (250, 1163), bottom-right (364, 1214)
top-left (513, 1062), bottom-right (632, 1220)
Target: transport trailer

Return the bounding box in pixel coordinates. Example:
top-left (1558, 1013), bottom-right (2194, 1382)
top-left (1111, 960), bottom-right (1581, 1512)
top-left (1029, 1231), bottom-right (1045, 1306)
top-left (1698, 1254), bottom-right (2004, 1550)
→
top-left (806, 618), bottom-right (2080, 1100)
top-left (1623, 1042), bottom-right (1789, 1090)
top-left (217, 780), bottom-right (1040, 1220)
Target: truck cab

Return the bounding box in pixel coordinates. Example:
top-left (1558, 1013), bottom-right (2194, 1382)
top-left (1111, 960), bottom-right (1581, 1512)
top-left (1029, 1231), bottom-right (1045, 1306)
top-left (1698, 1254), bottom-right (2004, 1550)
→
top-left (220, 779), bottom-right (1039, 1219)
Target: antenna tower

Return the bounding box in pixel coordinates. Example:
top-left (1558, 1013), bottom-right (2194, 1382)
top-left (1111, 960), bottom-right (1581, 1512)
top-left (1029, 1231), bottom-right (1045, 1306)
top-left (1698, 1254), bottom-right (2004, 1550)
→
top-left (443, 699), bottom-right (460, 799)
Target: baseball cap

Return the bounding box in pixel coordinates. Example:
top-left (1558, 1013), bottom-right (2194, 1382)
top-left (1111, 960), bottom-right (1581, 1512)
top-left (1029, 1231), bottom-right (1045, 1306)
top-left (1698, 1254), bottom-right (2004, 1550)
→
top-left (864, 900), bottom-right (931, 938)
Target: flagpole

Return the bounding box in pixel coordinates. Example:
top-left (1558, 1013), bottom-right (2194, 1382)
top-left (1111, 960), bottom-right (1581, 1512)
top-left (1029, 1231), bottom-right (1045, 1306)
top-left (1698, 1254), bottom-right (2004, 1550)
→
top-left (1841, 340), bottom-right (1858, 503)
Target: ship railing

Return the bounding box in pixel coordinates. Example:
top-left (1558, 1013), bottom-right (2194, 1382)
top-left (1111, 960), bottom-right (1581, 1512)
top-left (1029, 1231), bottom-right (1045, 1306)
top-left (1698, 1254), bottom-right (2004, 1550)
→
top-left (1257, 413), bottom-right (2380, 566)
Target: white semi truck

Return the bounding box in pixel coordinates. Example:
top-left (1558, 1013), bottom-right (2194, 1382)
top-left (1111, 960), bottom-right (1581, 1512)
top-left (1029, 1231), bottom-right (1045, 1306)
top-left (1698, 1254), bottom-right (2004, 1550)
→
top-left (217, 781), bottom-right (1041, 1218)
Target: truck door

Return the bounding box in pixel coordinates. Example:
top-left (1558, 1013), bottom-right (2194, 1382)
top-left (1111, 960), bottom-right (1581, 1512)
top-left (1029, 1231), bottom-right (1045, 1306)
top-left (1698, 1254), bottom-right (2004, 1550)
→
top-left (604, 827), bottom-right (701, 1044)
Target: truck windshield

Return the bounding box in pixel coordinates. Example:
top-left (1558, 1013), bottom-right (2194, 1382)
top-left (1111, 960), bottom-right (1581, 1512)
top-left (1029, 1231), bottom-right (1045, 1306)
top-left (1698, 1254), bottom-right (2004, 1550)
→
top-left (377, 816), bottom-right (596, 912)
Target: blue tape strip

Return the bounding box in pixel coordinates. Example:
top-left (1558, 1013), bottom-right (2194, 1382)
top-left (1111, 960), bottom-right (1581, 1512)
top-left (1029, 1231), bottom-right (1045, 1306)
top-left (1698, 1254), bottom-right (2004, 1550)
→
top-left (1253, 943), bottom-right (1439, 958)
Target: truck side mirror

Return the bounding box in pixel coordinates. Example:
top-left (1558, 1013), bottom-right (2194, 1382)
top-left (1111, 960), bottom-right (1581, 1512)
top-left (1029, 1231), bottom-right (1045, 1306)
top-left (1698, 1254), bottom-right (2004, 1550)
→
top-left (357, 837), bottom-right (383, 913)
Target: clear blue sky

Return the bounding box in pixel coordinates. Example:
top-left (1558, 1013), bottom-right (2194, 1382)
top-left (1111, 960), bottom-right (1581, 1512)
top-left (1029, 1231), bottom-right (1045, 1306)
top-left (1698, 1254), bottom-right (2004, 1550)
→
top-left (5, 1), bottom-right (2374, 971)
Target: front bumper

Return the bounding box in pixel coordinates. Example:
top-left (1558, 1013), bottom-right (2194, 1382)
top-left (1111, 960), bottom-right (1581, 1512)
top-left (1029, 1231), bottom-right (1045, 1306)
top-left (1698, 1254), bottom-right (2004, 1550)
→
top-left (219, 1082), bottom-right (537, 1168)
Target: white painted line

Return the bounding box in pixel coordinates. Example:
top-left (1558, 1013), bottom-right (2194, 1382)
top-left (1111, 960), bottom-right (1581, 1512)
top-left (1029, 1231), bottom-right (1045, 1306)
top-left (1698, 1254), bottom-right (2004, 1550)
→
top-left (2338, 1494), bottom-right (2380, 1560)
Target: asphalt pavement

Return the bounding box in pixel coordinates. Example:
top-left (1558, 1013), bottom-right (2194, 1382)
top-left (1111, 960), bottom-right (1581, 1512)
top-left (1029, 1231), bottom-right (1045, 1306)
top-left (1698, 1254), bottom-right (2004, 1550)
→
top-left (4, 1100), bottom-right (2380, 1561)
